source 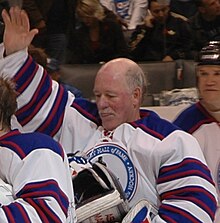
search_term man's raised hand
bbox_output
[1,6,38,55]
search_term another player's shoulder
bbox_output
[174,102,215,133]
[22,132,64,158]
[0,130,64,159]
[131,109,180,140]
[13,130,57,145]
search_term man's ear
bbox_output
[132,87,142,106]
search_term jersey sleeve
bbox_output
[0,44,69,137]
[0,44,99,153]
[129,129,217,222]
[0,139,76,222]
[128,0,148,30]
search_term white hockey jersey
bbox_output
[0,44,217,222]
[174,101,220,223]
[0,129,76,223]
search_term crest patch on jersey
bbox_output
[86,143,137,201]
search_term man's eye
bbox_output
[107,94,116,98]
[94,94,101,98]
[198,72,208,77]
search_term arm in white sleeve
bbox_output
[130,129,217,222]
[128,0,148,30]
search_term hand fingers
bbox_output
[1,9,11,27]
[20,9,29,31]
[8,6,23,26]
[14,6,22,26]
[29,28,39,40]
[9,6,16,24]
[20,9,39,39]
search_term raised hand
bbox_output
[1,6,38,56]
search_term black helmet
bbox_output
[198,41,220,65]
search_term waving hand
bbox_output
[1,6,38,55]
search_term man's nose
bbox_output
[206,74,216,84]
[98,95,109,108]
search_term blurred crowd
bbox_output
[0,0,219,66]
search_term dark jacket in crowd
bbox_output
[189,12,220,58]
[129,13,192,61]
[22,0,74,32]
[68,10,129,64]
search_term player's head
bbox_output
[0,77,17,130]
[198,41,220,66]
[93,58,147,131]
[196,41,220,109]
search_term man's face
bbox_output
[197,65,220,107]
[93,65,139,131]
[150,2,170,24]
[201,0,220,17]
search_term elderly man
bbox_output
[174,41,220,222]
[0,6,217,222]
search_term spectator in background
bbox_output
[173,41,220,222]
[190,0,220,59]
[22,0,75,63]
[66,0,129,64]
[99,0,148,41]
[129,0,192,62]
[170,0,197,18]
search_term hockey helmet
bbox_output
[198,41,220,66]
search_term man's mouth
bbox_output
[100,112,114,119]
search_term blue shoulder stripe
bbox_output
[130,109,179,140]
[173,102,216,133]
[0,130,64,160]
[71,98,101,125]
